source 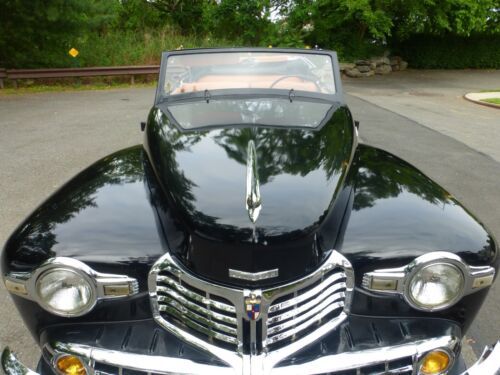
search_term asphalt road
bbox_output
[0,70,499,370]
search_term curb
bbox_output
[464,93,500,109]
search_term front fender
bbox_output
[1,146,169,341]
[339,144,498,329]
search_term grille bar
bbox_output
[158,296,238,335]
[155,269,239,349]
[157,275,235,313]
[157,287,237,325]
[267,293,345,335]
[149,251,354,362]
[159,304,238,344]
[268,288,345,326]
[264,268,347,349]
[268,272,346,313]
[266,300,345,345]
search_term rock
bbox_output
[390,56,402,66]
[345,68,374,78]
[391,64,400,72]
[359,70,375,77]
[371,56,391,66]
[400,60,408,70]
[357,64,371,73]
[345,68,362,78]
[355,59,371,66]
[339,63,355,72]
[375,64,392,75]
[380,57,391,66]
[370,62,377,70]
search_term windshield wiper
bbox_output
[204,89,211,103]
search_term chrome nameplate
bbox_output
[229,268,279,281]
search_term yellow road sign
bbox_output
[68,48,79,58]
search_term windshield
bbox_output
[163,51,336,96]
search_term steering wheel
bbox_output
[269,75,321,92]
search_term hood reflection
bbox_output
[146,103,354,238]
[342,145,496,270]
[144,100,355,286]
[5,148,159,271]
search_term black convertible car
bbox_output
[2,48,499,375]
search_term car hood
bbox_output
[144,99,355,287]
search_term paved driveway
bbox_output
[344,69,500,162]
[0,70,499,369]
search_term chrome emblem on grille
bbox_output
[244,292,262,321]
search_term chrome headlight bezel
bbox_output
[362,251,495,312]
[403,257,466,312]
[35,266,97,317]
[3,257,139,317]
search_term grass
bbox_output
[0,80,156,96]
[479,89,500,93]
[0,27,234,95]
[481,98,500,105]
[8,27,236,69]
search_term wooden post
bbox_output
[0,68,5,89]
[130,75,135,85]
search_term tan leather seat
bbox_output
[172,75,319,94]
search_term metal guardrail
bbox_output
[0,66,160,88]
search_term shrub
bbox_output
[395,34,500,69]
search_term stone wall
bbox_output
[342,56,408,78]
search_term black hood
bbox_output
[144,98,355,287]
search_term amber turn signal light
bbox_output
[419,349,451,374]
[56,355,87,375]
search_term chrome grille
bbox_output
[265,267,346,348]
[156,267,239,349]
[148,250,354,368]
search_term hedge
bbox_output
[395,34,500,69]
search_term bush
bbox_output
[10,28,235,68]
[395,34,500,69]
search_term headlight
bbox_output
[407,263,464,311]
[36,268,95,316]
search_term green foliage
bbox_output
[0,0,118,68]
[116,0,164,30]
[265,22,305,48]
[279,0,499,61]
[0,0,499,69]
[148,0,205,35]
[391,0,500,38]
[395,34,500,69]
[73,28,233,67]
[204,0,274,45]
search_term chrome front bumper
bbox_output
[2,338,500,375]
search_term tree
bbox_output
[148,0,205,34]
[205,0,274,44]
[276,0,500,59]
[0,0,119,68]
[116,0,164,31]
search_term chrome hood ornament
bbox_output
[246,140,262,223]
